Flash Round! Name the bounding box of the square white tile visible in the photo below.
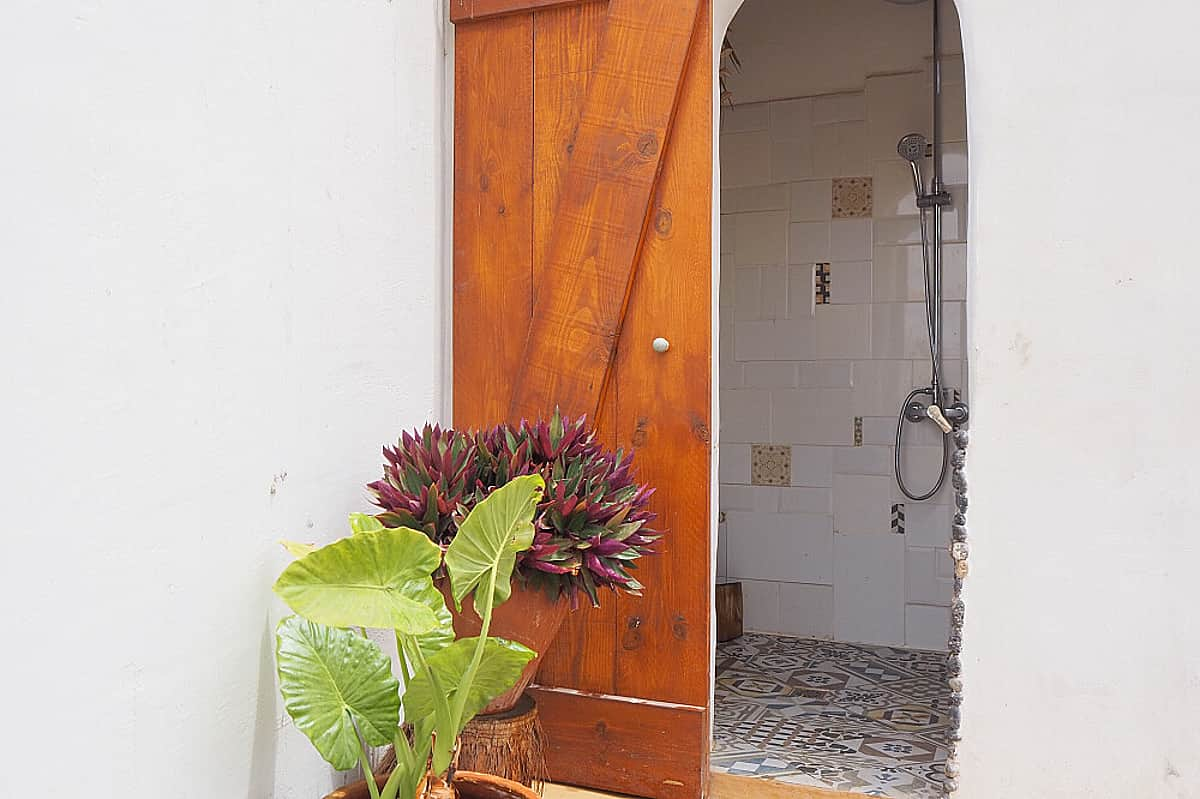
[812,121,868,178]
[720,389,771,442]
[789,179,833,222]
[779,583,835,639]
[829,261,872,305]
[733,320,777,361]
[771,138,814,182]
[791,445,834,487]
[860,416,896,446]
[832,474,892,535]
[905,546,953,606]
[719,443,752,484]
[725,511,834,584]
[789,222,831,264]
[773,316,817,361]
[905,603,950,651]
[834,532,906,646]
[733,210,789,266]
[905,501,952,548]
[830,219,873,262]
[769,98,814,140]
[740,578,781,632]
[815,304,870,360]
[721,130,772,188]
[851,360,915,417]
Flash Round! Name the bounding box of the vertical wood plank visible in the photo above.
[508,0,703,423]
[453,16,534,429]
[530,1,617,694]
[612,0,712,710]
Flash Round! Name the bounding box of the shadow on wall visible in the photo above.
[246,617,278,799]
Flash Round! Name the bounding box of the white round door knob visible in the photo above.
[652,337,670,353]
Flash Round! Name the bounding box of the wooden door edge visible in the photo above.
[709,772,862,799]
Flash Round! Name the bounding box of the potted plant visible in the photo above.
[273,474,548,799]
[366,411,660,712]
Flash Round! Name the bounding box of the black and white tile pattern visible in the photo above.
[713,632,951,798]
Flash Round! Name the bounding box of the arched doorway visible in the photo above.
[712,0,970,796]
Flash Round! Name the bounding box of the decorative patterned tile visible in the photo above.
[814,263,831,305]
[854,416,864,446]
[714,632,951,797]
[832,177,873,218]
[891,503,905,534]
[751,444,791,486]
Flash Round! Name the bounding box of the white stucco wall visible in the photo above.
[0,2,447,797]
[716,0,1200,797]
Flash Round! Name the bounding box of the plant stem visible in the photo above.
[355,727,382,799]
[395,631,413,687]
[450,567,498,728]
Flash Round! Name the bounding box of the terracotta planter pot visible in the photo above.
[438,579,568,714]
[324,770,539,799]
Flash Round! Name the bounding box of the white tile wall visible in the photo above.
[721,389,771,442]
[741,578,781,631]
[828,261,872,304]
[791,445,834,487]
[812,121,868,178]
[789,221,831,263]
[834,533,906,646]
[905,604,951,651]
[725,511,834,584]
[721,130,772,188]
[734,210,789,266]
[780,583,835,638]
[832,474,891,534]
[790,180,833,222]
[830,219,873,262]
[718,71,966,650]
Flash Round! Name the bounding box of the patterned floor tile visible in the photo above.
[713,632,951,798]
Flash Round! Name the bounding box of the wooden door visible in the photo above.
[451,1,712,796]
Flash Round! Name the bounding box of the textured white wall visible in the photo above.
[716,0,1200,797]
[0,1,446,797]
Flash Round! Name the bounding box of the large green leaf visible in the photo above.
[403,636,536,732]
[273,527,443,633]
[275,616,400,771]
[444,474,543,611]
[408,580,455,657]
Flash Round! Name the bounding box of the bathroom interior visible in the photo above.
[715,0,968,795]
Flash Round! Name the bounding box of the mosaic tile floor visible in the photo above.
[712,633,952,798]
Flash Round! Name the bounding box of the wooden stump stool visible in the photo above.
[716,581,743,642]
[458,692,547,790]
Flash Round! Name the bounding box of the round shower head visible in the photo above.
[897,133,928,162]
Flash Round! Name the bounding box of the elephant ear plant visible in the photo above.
[273,474,546,799]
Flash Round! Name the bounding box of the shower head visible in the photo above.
[897,133,928,163]
[897,133,928,199]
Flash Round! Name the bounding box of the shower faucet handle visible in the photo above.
[926,405,954,433]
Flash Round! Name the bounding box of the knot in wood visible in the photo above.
[654,208,673,236]
[636,131,659,158]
